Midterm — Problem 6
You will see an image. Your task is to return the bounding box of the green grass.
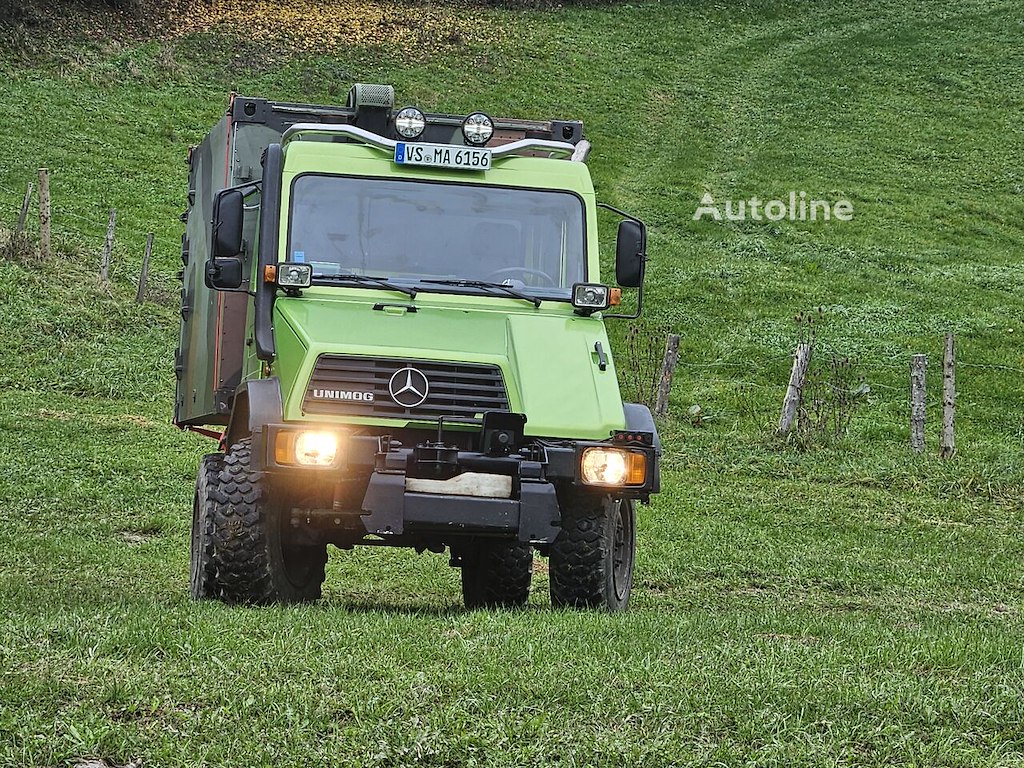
[1,0,1023,765]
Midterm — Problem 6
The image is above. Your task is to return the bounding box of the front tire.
[549,492,635,611]
[460,540,533,609]
[191,438,327,604]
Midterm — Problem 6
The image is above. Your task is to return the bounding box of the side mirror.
[212,188,244,258]
[205,257,243,289]
[615,219,646,288]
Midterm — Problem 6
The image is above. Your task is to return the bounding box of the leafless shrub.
[795,355,870,446]
[619,321,671,409]
[786,309,870,448]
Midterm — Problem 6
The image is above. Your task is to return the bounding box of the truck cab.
[178,86,660,611]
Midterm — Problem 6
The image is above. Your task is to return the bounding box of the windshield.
[287,174,586,296]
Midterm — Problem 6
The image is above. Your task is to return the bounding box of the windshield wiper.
[420,279,541,308]
[311,273,417,298]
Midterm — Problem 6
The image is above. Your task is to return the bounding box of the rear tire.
[191,438,327,604]
[460,540,533,609]
[549,492,635,611]
[190,453,223,600]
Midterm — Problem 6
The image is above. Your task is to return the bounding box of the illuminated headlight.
[461,112,494,146]
[277,262,312,289]
[572,282,610,313]
[275,430,341,467]
[395,106,426,139]
[295,431,338,466]
[580,447,647,487]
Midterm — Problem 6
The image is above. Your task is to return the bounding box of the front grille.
[304,355,510,424]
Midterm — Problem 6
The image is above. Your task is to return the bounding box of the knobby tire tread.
[197,439,325,604]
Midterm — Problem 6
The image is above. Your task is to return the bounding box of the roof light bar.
[280,123,576,159]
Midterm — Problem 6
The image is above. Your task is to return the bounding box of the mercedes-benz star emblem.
[388,366,430,408]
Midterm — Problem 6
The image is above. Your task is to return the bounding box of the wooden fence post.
[136,232,154,303]
[654,334,681,417]
[910,353,927,453]
[16,182,33,234]
[100,208,116,285]
[941,333,956,459]
[37,168,50,259]
[778,342,813,434]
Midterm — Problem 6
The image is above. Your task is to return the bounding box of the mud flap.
[361,472,406,535]
[517,482,561,543]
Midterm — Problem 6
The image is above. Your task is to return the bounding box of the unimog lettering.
[312,389,375,402]
[179,85,661,611]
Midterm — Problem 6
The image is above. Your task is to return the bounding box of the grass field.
[1,0,1023,765]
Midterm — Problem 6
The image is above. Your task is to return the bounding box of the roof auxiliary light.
[394,106,426,139]
[461,112,494,146]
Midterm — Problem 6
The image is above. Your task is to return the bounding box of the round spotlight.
[394,106,426,139]
[461,112,494,146]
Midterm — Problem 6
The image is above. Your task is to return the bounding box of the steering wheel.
[485,267,557,287]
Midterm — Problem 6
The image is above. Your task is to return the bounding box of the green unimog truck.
[176,85,660,611]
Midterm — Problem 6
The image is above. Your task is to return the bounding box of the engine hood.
[271,293,625,440]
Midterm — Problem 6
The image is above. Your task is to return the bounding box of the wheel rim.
[610,500,633,601]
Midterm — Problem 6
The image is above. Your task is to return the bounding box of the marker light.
[276,430,340,467]
[572,283,611,313]
[277,262,312,288]
[395,106,426,139]
[580,447,647,487]
[461,112,494,146]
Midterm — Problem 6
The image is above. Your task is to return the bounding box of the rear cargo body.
[178,97,344,425]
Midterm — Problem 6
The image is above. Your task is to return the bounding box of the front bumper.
[360,470,562,544]
[252,427,658,545]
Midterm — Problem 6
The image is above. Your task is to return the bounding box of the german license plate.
[394,142,491,171]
